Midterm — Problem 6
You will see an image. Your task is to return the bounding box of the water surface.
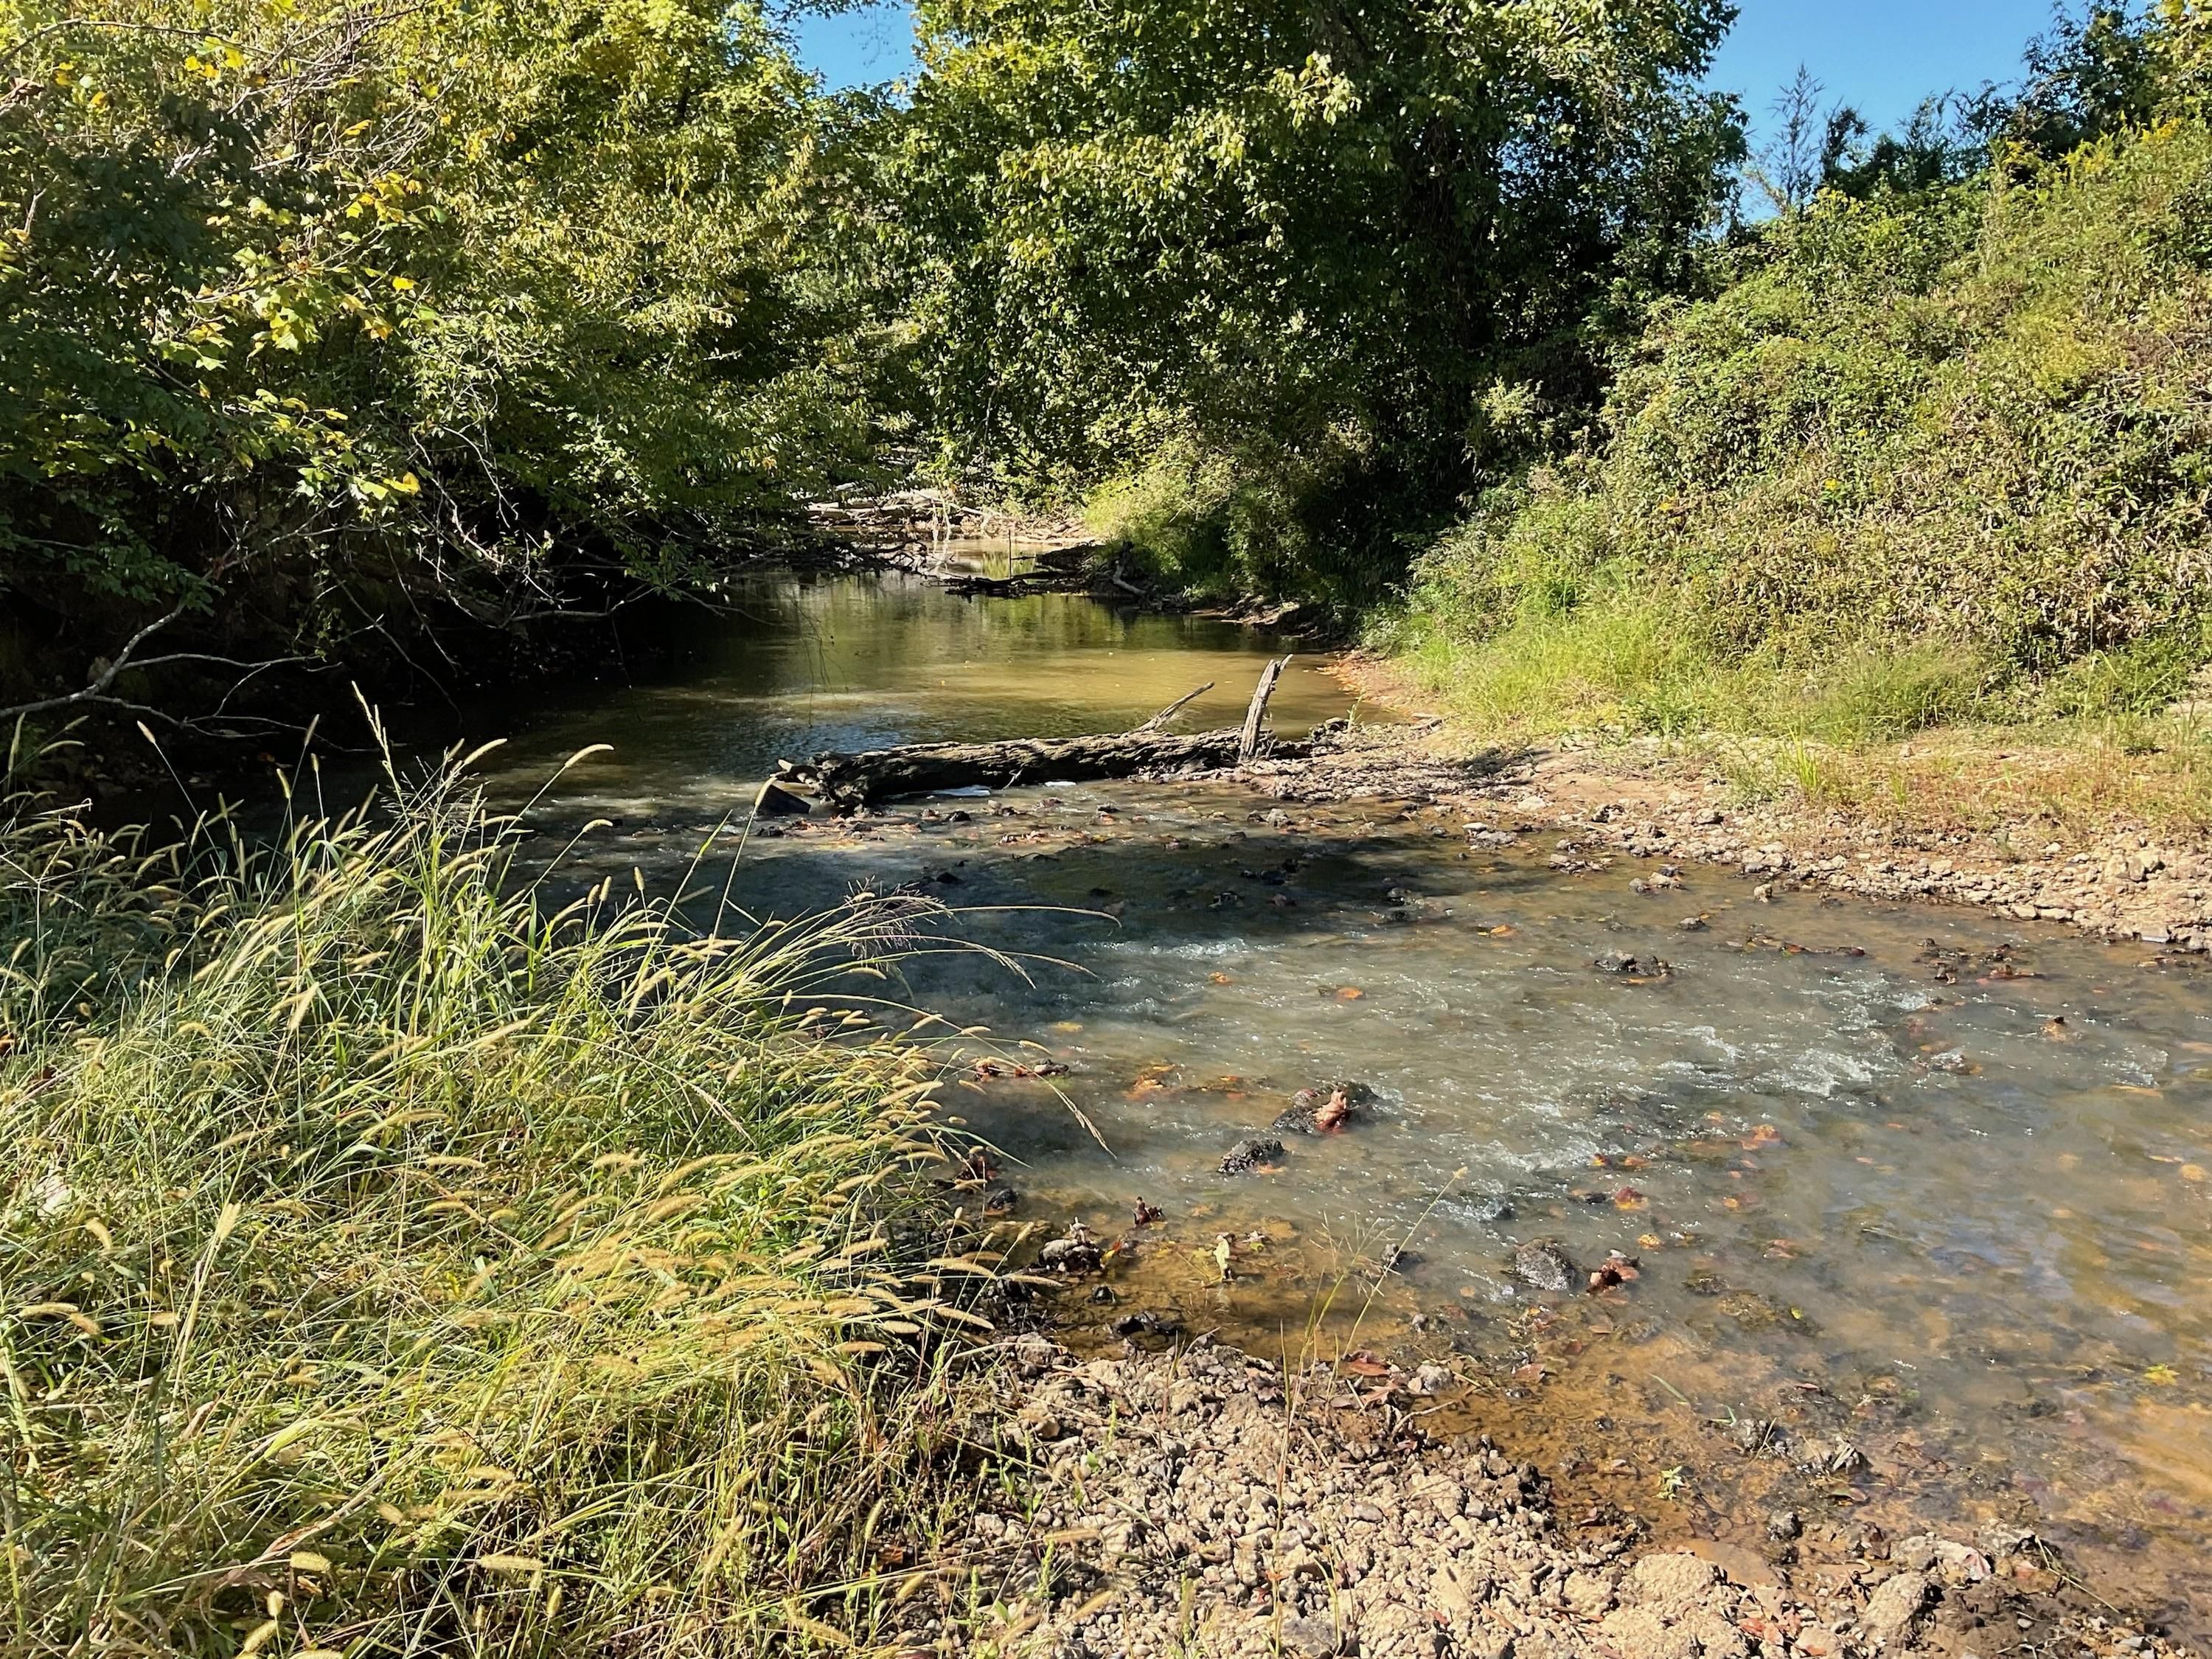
[474,573,2212,1636]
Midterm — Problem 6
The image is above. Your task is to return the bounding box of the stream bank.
[922,1335,2185,1659]
[1255,712,2212,957]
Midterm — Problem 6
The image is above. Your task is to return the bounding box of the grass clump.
[0,752,1004,1657]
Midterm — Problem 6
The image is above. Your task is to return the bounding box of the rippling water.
[470,571,2212,1635]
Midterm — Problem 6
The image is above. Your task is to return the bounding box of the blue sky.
[787,0,2067,144]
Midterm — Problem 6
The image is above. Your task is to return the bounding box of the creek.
[469,569,2212,1638]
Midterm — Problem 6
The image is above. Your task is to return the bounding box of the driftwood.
[1239,655,1290,762]
[777,664,1297,808]
[1133,681,1214,732]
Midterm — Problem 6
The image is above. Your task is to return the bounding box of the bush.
[1404,109,2212,728]
[0,0,877,709]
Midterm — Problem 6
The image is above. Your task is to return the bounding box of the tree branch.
[0,605,308,731]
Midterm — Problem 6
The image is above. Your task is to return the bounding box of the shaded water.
[476,573,2212,1635]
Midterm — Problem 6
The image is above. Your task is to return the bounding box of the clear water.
[472,573,2212,1635]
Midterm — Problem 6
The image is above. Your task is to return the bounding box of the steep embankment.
[1397,119,2212,741]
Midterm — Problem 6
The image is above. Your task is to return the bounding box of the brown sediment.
[979,1175,2211,1647]
[938,1332,2191,1658]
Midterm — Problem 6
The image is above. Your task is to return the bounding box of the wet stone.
[1273,1080,1377,1134]
[751,778,813,817]
[1863,1570,1934,1648]
[1220,1137,1287,1174]
[1037,1236,1103,1273]
[1512,1240,1579,1293]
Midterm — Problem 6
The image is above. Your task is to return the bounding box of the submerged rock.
[1037,1220,1102,1274]
[752,778,813,817]
[1512,1239,1579,1292]
[1219,1137,1286,1174]
[1107,1308,1183,1340]
[1037,1237,1102,1273]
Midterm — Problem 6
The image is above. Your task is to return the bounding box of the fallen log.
[779,730,1307,808]
[777,664,1298,808]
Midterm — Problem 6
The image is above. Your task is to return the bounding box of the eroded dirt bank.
[928,1337,2184,1659]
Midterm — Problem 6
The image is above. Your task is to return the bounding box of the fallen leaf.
[2182,1164,2207,1183]
[1208,972,1236,984]
[1334,986,1364,1001]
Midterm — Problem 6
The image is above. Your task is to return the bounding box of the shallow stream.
[471,571,2212,1635]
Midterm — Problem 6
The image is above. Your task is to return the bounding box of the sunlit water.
[470,571,2212,1635]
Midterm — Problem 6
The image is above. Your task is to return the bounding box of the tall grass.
[0,749,1006,1657]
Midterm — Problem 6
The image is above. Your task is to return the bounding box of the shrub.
[1405,111,2212,728]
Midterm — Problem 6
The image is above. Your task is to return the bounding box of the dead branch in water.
[1133,681,1214,732]
[1239,655,1290,762]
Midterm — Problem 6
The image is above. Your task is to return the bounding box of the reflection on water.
[474,575,2212,1638]
[476,571,1371,806]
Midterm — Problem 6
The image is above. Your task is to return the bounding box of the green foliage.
[892,0,1745,605]
[0,0,875,681]
[0,761,995,1654]
[1406,100,2212,728]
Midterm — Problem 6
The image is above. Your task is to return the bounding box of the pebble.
[913,1337,2187,1659]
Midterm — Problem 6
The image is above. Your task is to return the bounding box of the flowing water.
[470,571,2212,1636]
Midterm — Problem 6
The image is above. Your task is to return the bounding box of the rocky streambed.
[928,1337,2188,1659]
[456,571,2211,1647]
[1265,719,2212,954]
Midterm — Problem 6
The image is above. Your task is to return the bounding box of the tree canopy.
[886,0,1743,597]
[8,0,2212,730]
[1,0,876,713]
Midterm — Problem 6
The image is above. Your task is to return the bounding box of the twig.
[0,604,308,731]
[1131,683,1213,733]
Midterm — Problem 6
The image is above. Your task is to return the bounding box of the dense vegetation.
[0,756,1023,1655]
[1,0,880,728]
[891,0,1743,608]
[1396,2,2212,737]
[7,0,2212,737]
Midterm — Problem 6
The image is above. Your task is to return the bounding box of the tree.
[886,0,1745,601]
[1752,64,1829,213]
[0,0,871,726]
